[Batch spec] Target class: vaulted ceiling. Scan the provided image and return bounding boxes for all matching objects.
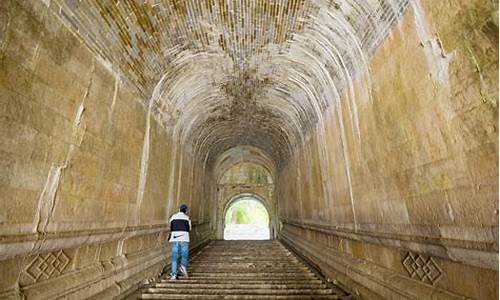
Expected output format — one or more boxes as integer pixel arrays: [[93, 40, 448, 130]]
[[51, 0, 409, 167]]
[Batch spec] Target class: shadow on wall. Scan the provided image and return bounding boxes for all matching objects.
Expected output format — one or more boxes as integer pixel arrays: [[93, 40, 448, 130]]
[[223, 198, 270, 240]]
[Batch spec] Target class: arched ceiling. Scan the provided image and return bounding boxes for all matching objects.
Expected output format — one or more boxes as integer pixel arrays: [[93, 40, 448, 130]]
[[51, 0, 409, 168]]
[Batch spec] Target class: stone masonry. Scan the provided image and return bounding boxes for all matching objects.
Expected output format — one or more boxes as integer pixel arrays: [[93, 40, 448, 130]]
[[0, 0, 498, 299]]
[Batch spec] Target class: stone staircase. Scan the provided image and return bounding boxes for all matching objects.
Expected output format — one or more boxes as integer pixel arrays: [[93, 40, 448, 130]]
[[136, 240, 351, 299]]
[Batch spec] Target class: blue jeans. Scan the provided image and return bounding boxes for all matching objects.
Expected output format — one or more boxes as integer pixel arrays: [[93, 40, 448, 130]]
[[171, 241, 189, 276]]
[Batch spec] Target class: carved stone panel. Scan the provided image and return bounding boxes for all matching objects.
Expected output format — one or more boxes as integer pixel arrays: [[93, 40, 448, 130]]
[[24, 250, 71, 284], [402, 251, 443, 285]]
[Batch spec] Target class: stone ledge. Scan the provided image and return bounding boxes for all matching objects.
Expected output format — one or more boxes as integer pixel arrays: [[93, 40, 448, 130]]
[[0, 233, 212, 300], [114, 236, 213, 300], [282, 220, 498, 270], [0, 290, 21, 300], [279, 232, 470, 300], [0, 221, 210, 260], [19, 246, 167, 299]]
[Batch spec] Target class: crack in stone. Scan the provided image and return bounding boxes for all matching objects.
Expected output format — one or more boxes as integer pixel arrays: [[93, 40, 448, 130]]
[[135, 72, 171, 223], [34, 164, 67, 235], [31, 61, 95, 244]]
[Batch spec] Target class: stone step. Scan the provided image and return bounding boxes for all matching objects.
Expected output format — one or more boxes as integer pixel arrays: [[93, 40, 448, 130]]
[[151, 283, 327, 289], [186, 272, 316, 278], [140, 294, 340, 299], [187, 267, 311, 274], [187, 268, 311, 273], [202, 244, 283, 247], [158, 279, 324, 284], [137, 240, 347, 300], [196, 253, 292, 257], [198, 248, 290, 252], [201, 246, 284, 248], [191, 262, 302, 266], [143, 288, 335, 295], [189, 262, 303, 265], [196, 250, 289, 252], [191, 257, 300, 262], [191, 258, 298, 263]]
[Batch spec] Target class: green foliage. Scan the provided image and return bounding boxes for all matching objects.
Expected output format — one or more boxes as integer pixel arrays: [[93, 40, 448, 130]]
[[224, 198, 269, 225], [234, 209, 250, 223]]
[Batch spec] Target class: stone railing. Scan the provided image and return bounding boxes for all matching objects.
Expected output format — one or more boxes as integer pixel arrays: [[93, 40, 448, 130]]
[[279, 220, 496, 300], [0, 221, 212, 299]]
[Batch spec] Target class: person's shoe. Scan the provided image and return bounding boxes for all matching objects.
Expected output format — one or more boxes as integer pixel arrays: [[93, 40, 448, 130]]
[[179, 265, 188, 278], [169, 273, 177, 281]]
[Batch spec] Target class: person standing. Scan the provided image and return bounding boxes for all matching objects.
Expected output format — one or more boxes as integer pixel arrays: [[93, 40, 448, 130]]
[[169, 204, 191, 280]]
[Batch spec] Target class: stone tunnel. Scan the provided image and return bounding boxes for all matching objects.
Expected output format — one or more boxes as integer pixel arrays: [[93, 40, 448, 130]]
[[0, 0, 498, 299]]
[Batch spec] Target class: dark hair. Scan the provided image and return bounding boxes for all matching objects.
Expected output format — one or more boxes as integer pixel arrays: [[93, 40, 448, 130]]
[[179, 204, 188, 213]]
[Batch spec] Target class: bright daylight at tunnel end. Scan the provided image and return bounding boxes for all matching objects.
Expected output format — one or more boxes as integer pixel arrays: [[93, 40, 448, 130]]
[[0, 0, 498, 299]]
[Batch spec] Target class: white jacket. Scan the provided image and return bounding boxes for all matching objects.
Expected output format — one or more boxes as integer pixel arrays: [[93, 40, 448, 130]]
[[169, 212, 191, 242]]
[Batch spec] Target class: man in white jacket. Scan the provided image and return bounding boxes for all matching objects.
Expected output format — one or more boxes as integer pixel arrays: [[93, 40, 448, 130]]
[[169, 204, 192, 280]]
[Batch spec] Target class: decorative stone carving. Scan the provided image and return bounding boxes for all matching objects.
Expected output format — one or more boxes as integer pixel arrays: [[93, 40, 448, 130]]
[[25, 250, 71, 284], [402, 251, 443, 285]]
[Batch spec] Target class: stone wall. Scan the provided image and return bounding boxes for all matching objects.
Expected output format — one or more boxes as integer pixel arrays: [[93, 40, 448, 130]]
[[277, 1, 498, 299], [1, 0, 498, 299], [0, 1, 211, 299]]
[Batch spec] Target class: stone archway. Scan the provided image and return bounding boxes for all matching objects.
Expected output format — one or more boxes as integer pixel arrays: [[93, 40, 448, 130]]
[[213, 150, 277, 240], [216, 192, 277, 240], [222, 193, 273, 240]]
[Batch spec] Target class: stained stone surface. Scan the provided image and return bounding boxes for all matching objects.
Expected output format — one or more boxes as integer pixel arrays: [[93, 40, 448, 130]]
[[38, 0, 412, 167], [277, 1, 498, 299], [0, 0, 498, 299], [0, 1, 212, 299]]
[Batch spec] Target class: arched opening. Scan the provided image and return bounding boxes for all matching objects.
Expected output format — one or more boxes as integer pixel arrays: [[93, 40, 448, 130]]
[[223, 195, 270, 240], [214, 148, 277, 240]]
